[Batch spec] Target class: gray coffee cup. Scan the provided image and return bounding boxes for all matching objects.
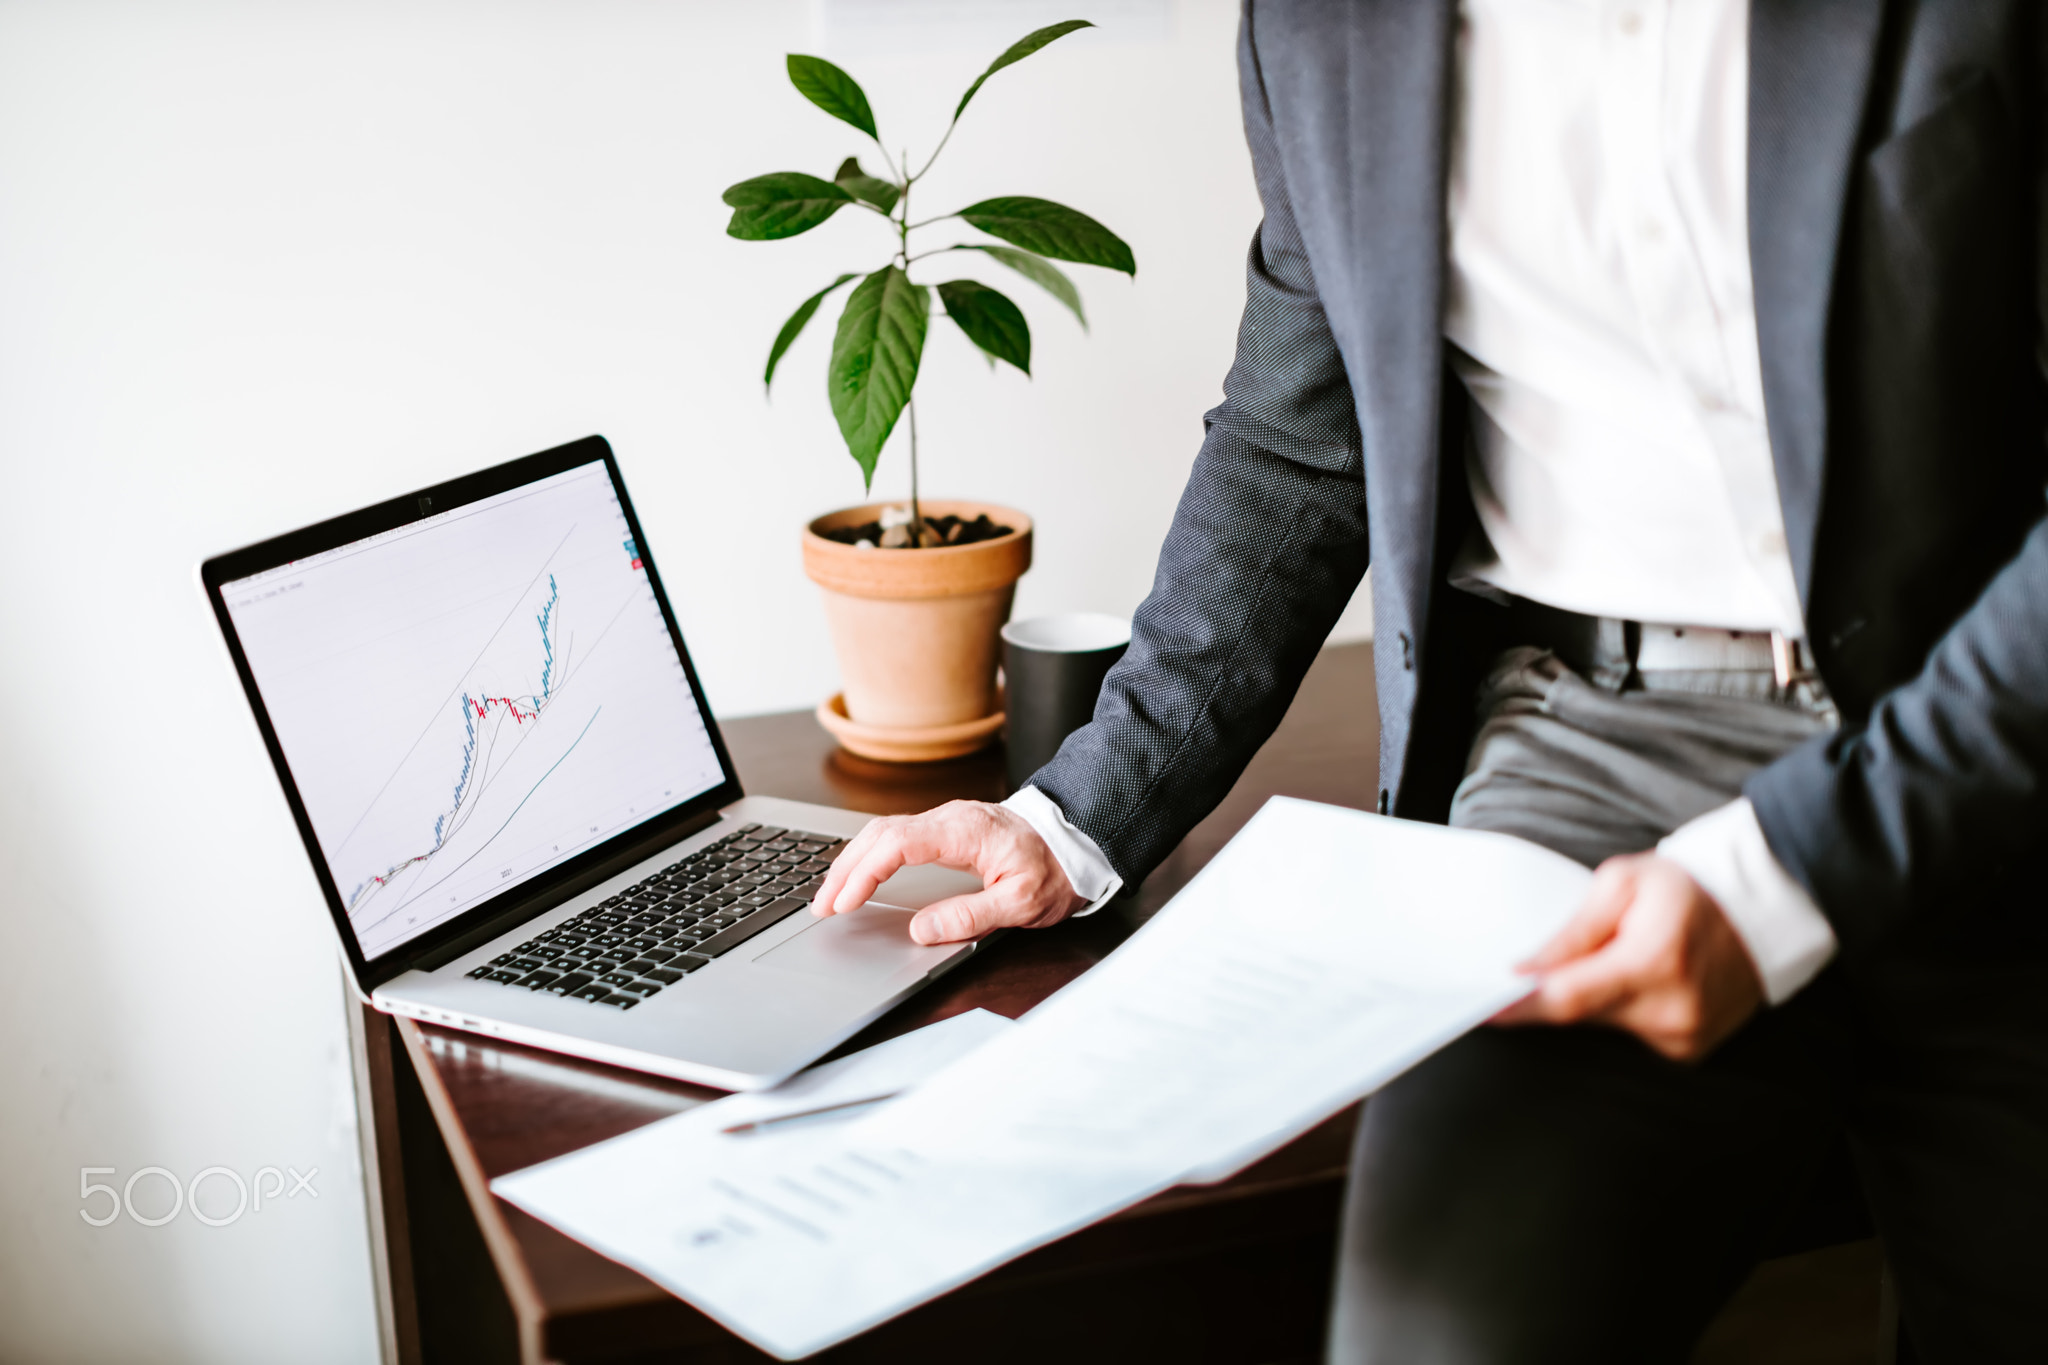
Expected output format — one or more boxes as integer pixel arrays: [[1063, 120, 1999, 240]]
[[1001, 613, 1132, 794]]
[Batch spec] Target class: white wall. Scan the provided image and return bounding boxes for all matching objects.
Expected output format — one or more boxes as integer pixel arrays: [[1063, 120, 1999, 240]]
[[0, 2, 1366, 1360]]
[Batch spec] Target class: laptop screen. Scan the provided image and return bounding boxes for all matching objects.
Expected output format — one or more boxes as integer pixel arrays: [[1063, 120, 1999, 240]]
[[220, 458, 726, 962]]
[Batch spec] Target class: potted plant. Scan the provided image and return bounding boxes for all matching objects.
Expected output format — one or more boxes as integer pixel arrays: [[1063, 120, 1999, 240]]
[[723, 20, 1135, 762]]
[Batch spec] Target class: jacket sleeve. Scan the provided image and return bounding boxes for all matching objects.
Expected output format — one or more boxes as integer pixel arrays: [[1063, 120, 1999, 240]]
[[1747, 38, 2048, 956], [1030, 4, 1368, 886], [1748, 517, 2048, 954]]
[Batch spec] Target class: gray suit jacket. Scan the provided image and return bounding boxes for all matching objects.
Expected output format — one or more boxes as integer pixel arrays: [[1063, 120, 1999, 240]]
[[1035, 0, 2048, 958]]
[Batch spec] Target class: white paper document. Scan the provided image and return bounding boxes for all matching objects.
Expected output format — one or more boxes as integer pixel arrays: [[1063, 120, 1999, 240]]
[[494, 799, 1592, 1358], [491, 1008, 1015, 1237], [648, 1006, 1017, 1140]]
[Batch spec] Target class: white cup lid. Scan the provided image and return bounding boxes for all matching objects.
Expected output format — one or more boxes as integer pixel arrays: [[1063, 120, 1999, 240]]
[[1001, 612, 1133, 653]]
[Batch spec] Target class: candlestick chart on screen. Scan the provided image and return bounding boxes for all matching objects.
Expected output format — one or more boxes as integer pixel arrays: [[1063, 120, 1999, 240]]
[[342, 571, 601, 943]]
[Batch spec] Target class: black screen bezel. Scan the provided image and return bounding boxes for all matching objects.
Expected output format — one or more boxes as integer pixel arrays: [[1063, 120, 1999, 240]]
[[200, 435, 745, 991]]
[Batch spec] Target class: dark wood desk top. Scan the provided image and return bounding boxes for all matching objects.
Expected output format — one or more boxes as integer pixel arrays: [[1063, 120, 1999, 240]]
[[388, 642, 1377, 1363]]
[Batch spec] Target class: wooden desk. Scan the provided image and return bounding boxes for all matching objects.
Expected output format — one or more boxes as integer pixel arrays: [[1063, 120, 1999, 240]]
[[348, 642, 1377, 1365]]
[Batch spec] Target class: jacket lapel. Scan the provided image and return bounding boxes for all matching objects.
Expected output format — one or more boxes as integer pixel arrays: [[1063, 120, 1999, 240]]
[[1748, 0, 1888, 613], [1253, 0, 1455, 798]]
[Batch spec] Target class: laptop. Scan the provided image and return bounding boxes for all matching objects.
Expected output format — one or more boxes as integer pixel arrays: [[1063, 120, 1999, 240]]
[[201, 435, 985, 1090]]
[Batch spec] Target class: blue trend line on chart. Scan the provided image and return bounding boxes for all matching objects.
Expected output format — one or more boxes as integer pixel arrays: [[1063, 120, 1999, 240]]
[[349, 575, 564, 910], [459, 706, 603, 874]]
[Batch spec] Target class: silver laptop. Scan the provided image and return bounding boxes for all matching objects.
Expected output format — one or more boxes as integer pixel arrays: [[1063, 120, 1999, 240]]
[[202, 436, 984, 1090]]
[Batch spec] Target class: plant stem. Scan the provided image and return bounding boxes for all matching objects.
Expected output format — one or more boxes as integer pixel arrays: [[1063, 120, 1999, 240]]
[[897, 150, 925, 545], [910, 118, 960, 183], [896, 166, 910, 268], [907, 397, 924, 544]]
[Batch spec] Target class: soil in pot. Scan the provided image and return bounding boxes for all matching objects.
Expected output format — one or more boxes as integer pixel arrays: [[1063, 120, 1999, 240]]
[[816, 512, 1014, 550]]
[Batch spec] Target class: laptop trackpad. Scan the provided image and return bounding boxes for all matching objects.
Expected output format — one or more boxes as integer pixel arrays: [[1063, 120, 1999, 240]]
[[752, 907, 950, 982], [869, 862, 981, 910]]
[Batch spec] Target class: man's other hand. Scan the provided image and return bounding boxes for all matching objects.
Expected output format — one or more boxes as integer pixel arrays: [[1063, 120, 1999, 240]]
[[1494, 853, 1765, 1062], [808, 800, 1087, 945]]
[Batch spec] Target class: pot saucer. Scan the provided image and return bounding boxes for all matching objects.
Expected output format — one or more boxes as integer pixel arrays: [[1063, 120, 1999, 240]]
[[815, 693, 1004, 763]]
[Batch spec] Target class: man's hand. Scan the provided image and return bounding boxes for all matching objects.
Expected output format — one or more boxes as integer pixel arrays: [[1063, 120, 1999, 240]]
[[809, 800, 1087, 945], [1494, 853, 1765, 1062]]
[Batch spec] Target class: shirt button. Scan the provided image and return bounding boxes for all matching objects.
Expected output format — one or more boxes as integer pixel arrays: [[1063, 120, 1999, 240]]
[[1618, 11, 1643, 35], [1637, 217, 1663, 244], [1753, 529, 1788, 558]]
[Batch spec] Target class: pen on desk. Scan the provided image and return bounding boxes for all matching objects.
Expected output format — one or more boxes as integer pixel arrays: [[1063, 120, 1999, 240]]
[[720, 1092, 900, 1135]]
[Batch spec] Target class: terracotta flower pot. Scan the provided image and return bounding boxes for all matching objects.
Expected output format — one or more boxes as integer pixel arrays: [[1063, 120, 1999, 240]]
[[802, 500, 1032, 758]]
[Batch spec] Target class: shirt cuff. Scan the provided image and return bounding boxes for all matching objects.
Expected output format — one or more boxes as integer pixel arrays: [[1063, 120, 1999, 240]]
[[1002, 786, 1123, 917], [1658, 797, 1837, 1006]]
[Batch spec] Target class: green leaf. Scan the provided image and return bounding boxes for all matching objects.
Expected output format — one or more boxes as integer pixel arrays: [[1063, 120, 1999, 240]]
[[938, 280, 1031, 375], [959, 196, 1135, 275], [829, 267, 929, 488], [723, 172, 854, 240], [958, 244, 1087, 329], [845, 177, 900, 213], [786, 54, 878, 140], [765, 273, 858, 391], [832, 156, 900, 213], [953, 20, 1094, 121]]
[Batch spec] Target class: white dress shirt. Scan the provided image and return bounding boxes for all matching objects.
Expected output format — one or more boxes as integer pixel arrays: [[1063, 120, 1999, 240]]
[[1446, 0, 1804, 635], [1009, 0, 1839, 1006]]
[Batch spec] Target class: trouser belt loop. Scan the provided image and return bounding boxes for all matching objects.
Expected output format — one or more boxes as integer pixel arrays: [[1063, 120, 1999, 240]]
[[1588, 616, 1637, 692], [1770, 632, 1817, 691]]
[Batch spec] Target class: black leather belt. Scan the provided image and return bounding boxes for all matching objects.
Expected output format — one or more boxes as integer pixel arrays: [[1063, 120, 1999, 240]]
[[1502, 596, 1824, 694]]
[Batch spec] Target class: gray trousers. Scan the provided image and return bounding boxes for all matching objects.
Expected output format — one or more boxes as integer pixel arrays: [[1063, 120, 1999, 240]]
[[1328, 648, 2048, 1364], [1446, 646, 1833, 867]]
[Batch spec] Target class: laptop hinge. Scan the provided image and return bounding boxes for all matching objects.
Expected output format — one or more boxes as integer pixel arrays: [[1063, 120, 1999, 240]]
[[400, 805, 728, 975]]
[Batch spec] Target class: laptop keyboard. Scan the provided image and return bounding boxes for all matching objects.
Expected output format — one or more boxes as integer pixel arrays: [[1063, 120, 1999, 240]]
[[463, 824, 848, 1010]]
